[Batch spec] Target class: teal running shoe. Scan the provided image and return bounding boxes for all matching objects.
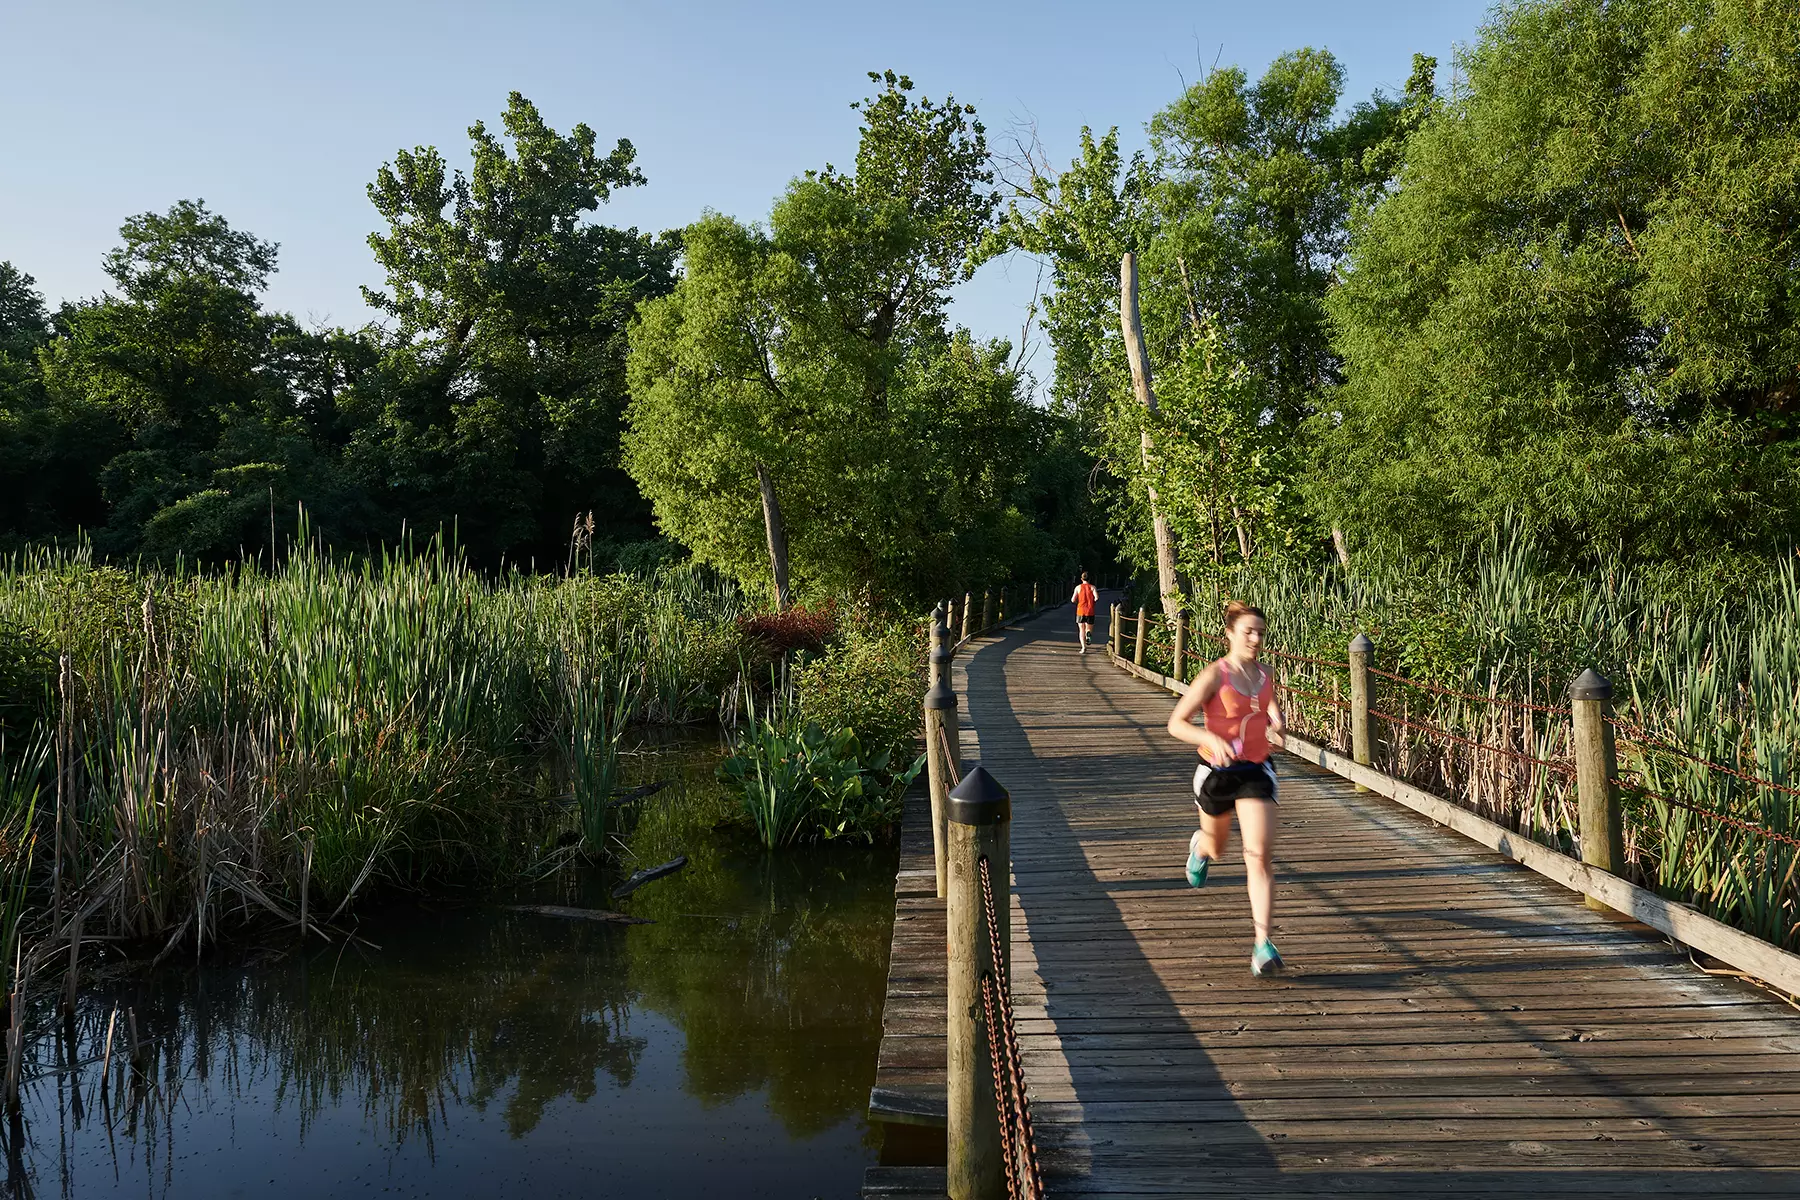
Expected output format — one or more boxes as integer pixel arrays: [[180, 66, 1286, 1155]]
[[1251, 940, 1284, 976], [1185, 850, 1210, 888]]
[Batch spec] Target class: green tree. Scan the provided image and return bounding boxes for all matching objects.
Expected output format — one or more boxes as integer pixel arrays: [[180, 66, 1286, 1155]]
[[989, 54, 1426, 588], [19, 203, 370, 560], [0, 263, 115, 548], [626, 73, 1051, 605], [350, 92, 678, 563], [1319, 0, 1800, 562]]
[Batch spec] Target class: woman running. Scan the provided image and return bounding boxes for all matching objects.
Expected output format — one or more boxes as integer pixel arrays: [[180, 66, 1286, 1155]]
[[1166, 601, 1287, 976], [1069, 572, 1099, 654]]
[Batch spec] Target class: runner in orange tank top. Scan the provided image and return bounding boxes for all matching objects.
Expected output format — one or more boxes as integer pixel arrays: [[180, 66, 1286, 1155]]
[[1070, 571, 1099, 654], [1166, 600, 1288, 975]]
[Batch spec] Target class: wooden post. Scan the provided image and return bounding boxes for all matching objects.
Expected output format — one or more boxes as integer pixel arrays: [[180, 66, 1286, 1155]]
[[1134, 607, 1148, 667], [962, 592, 973, 641], [1033, 581, 1041, 610], [1572, 668, 1624, 912], [1110, 604, 1122, 657], [925, 606, 959, 900], [1173, 612, 1188, 684], [981, 589, 993, 632], [1349, 634, 1374, 793], [946, 766, 1010, 1200], [998, 587, 1007, 624]]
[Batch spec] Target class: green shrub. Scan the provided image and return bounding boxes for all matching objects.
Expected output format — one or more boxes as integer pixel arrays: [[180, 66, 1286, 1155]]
[[718, 716, 919, 847], [0, 619, 52, 745], [793, 610, 926, 771]]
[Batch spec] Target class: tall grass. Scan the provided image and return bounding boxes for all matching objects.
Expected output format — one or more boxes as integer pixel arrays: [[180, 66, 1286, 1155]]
[[1164, 533, 1800, 948], [0, 536, 749, 962]]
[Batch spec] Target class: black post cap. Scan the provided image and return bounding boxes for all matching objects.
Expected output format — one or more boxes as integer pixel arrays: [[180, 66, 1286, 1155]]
[[1570, 667, 1612, 701], [948, 764, 1010, 826], [1349, 633, 1374, 655], [924, 679, 957, 711]]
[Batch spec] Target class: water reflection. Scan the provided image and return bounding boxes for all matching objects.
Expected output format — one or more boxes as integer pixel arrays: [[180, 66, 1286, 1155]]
[[4, 738, 896, 1198]]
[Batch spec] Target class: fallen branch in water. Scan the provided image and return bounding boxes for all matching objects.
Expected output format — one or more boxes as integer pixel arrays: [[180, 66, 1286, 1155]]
[[606, 780, 673, 809], [503, 905, 653, 925], [611, 855, 688, 899]]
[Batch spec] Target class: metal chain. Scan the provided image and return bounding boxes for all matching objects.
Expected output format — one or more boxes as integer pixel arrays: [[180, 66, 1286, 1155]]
[[1279, 682, 1352, 712], [980, 973, 1022, 1200], [978, 855, 1044, 1200], [1368, 666, 1569, 717], [1616, 770, 1800, 851], [1609, 720, 1800, 803], [1369, 706, 1577, 776]]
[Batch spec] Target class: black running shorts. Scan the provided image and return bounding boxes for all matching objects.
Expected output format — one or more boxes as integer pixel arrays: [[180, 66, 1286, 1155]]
[[1192, 759, 1278, 817], [1077, 613, 1095, 626]]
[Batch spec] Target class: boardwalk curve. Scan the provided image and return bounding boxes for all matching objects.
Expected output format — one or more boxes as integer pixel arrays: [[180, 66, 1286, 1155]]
[[868, 599, 1800, 1197]]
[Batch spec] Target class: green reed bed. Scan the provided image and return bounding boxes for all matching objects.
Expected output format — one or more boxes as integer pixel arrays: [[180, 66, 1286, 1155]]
[[1165, 535, 1800, 950], [0, 541, 749, 987]]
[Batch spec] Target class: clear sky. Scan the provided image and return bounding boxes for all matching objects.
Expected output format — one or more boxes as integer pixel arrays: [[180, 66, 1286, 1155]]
[[1, 0, 1495, 366]]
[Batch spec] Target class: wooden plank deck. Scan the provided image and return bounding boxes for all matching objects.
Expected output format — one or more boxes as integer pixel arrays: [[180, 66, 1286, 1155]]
[[867, 600, 1800, 1197]]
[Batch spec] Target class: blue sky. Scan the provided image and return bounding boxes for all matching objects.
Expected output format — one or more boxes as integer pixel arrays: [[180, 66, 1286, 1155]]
[[1, 0, 1494, 366]]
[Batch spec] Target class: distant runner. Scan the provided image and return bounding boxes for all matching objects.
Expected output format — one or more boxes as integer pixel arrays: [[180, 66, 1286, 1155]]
[[1166, 600, 1287, 976], [1070, 573, 1099, 654]]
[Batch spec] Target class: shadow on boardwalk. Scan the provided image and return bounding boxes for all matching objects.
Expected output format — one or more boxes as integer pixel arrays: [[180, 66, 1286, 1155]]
[[949, 601, 1800, 1197]]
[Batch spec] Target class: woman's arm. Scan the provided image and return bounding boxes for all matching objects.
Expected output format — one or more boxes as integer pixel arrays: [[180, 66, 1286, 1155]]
[[1265, 693, 1286, 750], [1168, 663, 1235, 766]]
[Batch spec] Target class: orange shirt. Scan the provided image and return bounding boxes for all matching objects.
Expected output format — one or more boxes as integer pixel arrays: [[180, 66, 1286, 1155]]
[[1202, 660, 1274, 763], [1074, 583, 1097, 616]]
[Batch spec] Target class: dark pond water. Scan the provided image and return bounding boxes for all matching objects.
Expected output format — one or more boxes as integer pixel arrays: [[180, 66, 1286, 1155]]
[[3, 741, 898, 1198]]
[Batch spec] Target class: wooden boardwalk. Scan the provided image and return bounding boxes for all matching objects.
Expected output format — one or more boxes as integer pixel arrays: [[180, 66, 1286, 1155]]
[[866, 601, 1800, 1197]]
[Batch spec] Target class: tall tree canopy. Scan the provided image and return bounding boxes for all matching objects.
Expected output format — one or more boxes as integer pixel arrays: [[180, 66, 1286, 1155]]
[[989, 51, 1426, 588], [350, 92, 679, 562], [1317, 0, 1800, 561], [626, 73, 1068, 604], [0, 96, 677, 565]]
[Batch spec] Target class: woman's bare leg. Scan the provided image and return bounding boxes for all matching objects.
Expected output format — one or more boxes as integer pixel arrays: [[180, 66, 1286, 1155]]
[[1190, 807, 1232, 863], [1236, 799, 1276, 942]]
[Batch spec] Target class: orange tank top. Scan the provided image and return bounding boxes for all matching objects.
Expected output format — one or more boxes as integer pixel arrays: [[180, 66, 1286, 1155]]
[[1074, 583, 1096, 616], [1202, 659, 1274, 763]]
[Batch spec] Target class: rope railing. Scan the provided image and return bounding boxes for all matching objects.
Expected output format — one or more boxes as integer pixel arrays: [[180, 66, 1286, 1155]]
[[979, 854, 1044, 1200], [937, 722, 962, 787]]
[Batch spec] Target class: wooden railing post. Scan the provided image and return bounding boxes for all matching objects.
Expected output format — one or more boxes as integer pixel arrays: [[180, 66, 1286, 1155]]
[[1133, 607, 1147, 667], [1173, 611, 1188, 684], [962, 592, 973, 641], [1033, 580, 1040, 610], [1349, 633, 1374, 793], [925, 605, 959, 900], [1571, 668, 1624, 912], [1109, 603, 1122, 657], [947, 765, 1010, 1200], [981, 589, 993, 632]]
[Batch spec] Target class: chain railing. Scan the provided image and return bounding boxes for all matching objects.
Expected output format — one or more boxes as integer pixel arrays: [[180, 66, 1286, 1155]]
[[979, 854, 1043, 1200]]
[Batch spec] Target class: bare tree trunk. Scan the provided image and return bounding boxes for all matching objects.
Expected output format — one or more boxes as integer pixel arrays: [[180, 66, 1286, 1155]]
[[1331, 526, 1352, 567], [1120, 253, 1185, 621], [755, 463, 792, 612], [1230, 500, 1253, 561]]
